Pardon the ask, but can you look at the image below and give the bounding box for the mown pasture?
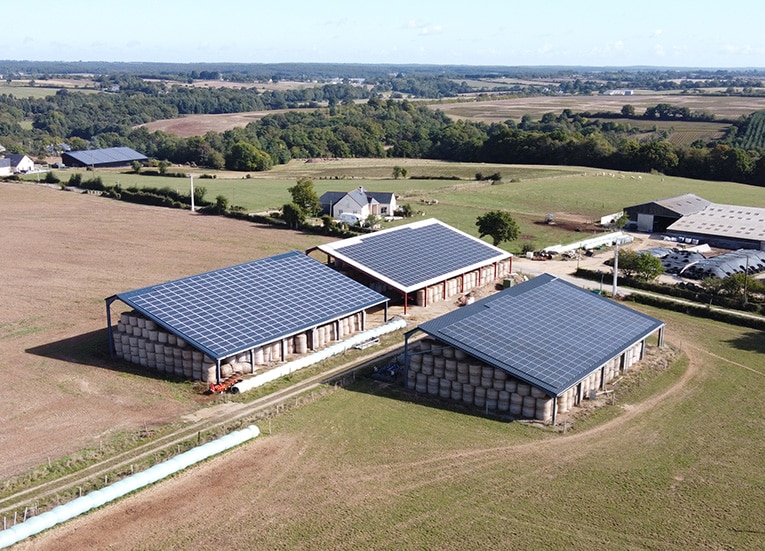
[28,304,765,550]
[45,158,765,253]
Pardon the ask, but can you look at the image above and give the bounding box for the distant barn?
[62,147,148,168]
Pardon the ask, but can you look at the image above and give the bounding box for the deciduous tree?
[476,210,520,247]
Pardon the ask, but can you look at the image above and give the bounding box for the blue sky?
[2,0,763,68]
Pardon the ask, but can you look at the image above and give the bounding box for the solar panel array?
[322,220,509,291]
[117,251,388,359]
[65,147,147,166]
[418,274,664,395]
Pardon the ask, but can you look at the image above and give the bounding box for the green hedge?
[626,293,765,331]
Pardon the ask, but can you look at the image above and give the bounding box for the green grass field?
[200,305,765,549]
[43,158,765,253]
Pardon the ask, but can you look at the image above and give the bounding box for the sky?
[2,0,764,68]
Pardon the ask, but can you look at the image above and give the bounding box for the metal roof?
[667,203,765,242]
[317,219,511,293]
[63,147,148,166]
[414,274,664,396]
[653,194,711,216]
[112,251,388,360]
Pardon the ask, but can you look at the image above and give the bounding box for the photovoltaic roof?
[415,274,664,396]
[113,251,388,360]
[317,219,511,293]
[65,147,147,166]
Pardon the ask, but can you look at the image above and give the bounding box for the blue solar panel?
[417,274,664,395]
[319,219,510,291]
[115,251,388,359]
[66,147,147,166]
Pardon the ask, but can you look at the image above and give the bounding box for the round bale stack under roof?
[311,218,513,314]
[404,273,665,424]
[106,251,389,384]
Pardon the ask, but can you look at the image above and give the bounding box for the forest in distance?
[3,61,765,186]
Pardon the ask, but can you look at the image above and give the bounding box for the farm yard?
[3,159,765,549]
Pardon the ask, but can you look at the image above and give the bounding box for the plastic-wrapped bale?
[295,333,308,355]
[433,356,445,378]
[517,383,531,396]
[505,379,517,393]
[442,346,454,359]
[480,375,493,389]
[454,348,467,361]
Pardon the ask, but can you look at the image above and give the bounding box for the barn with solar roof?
[310,219,513,313]
[403,274,665,424]
[105,251,389,385]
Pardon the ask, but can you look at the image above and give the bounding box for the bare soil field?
[0,182,332,479]
[139,110,295,137]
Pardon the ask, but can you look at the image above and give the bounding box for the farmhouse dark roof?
[412,274,664,396]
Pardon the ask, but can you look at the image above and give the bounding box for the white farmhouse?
[319,186,397,221]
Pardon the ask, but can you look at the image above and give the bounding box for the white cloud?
[652,29,663,38]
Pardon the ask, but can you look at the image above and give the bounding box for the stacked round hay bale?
[535,395,553,422]
[433,356,445,378]
[456,360,469,384]
[293,333,308,355]
[427,375,439,395]
[444,358,457,381]
[493,368,507,391]
[451,380,462,401]
[439,378,451,399]
[421,354,434,376]
[486,388,498,410]
[480,365,494,388]
[462,383,474,404]
[497,390,510,412]
[416,288,426,306]
[203,360,216,384]
[474,386,486,408]
[509,392,523,415]
[415,372,427,393]
[468,363,481,387]
[522,395,536,418]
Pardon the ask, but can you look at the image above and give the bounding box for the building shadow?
[25,327,177,381]
[322,367,515,423]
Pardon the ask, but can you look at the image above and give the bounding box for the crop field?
[0,81,98,99]
[433,93,765,123]
[5,164,765,549]
[45,157,765,253]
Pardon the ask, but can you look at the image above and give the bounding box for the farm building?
[624,193,710,233]
[105,251,389,384]
[624,194,765,250]
[319,186,398,221]
[403,274,665,424]
[310,218,512,313]
[62,146,148,168]
[0,154,35,176]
